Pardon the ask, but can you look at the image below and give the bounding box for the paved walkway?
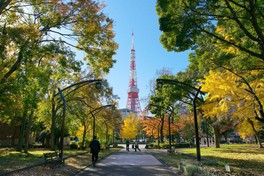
[75,148,182,176]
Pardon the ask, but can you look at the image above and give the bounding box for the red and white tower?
[126,33,142,116]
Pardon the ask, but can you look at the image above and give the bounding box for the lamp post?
[89,104,115,137]
[168,113,171,151]
[156,78,204,161]
[101,112,117,148]
[193,87,202,161]
[148,104,174,151]
[143,116,162,147]
[54,79,102,160]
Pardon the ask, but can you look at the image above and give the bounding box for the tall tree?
[120,113,141,139]
[96,108,121,146]
[142,116,181,140]
[1,0,118,150]
[178,113,196,142]
[237,118,263,147]
[1,0,118,84]
[156,0,264,61]
[200,70,264,147]
[141,117,161,139]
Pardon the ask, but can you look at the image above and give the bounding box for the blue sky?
[102,0,190,109]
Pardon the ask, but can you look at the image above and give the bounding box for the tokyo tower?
[126,33,142,116]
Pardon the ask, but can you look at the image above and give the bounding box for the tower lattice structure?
[126,33,142,116]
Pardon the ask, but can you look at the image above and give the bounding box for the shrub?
[174,143,190,148]
[69,141,78,149]
[186,164,201,176]
[152,144,161,149]
[159,143,190,149]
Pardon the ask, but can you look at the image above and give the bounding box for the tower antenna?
[126,33,142,117]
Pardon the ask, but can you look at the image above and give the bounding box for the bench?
[145,143,154,149]
[167,146,176,153]
[43,152,64,168]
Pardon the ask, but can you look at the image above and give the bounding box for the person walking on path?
[89,136,101,166]
[134,140,141,152]
[125,139,130,151]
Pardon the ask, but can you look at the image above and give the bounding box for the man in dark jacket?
[134,140,141,152]
[125,139,130,151]
[89,136,101,166]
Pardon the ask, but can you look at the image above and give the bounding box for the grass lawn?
[154,143,264,175]
[0,147,120,175]
[1,144,263,175]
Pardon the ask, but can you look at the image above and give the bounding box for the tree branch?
[217,65,264,123]
[0,0,12,15]
[0,45,24,84]
[182,1,263,61]
[224,0,259,42]
[248,0,264,56]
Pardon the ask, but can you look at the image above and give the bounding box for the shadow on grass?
[203,155,264,174]
[213,145,264,155]
[180,144,264,175]
[153,144,264,175]
[0,153,43,173]
[0,148,120,176]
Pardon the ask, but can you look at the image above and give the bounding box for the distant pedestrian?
[89,136,101,166]
[125,139,130,151]
[134,140,141,152]
[189,139,193,148]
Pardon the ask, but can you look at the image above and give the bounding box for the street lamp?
[55,79,102,160]
[101,112,118,148]
[156,78,204,161]
[89,104,116,137]
[148,104,174,151]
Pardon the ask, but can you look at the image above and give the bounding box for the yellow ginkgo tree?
[120,113,141,139]
[199,70,264,148]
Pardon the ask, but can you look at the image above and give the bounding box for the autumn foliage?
[141,116,183,139]
[200,70,264,121]
[120,113,140,139]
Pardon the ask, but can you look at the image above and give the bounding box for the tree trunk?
[206,123,209,147]
[255,135,258,144]
[206,128,210,147]
[51,95,56,150]
[12,127,16,146]
[212,125,220,148]
[11,116,17,146]
[17,106,28,152]
[112,129,115,143]
[248,119,263,148]
[24,109,34,154]
[160,116,164,143]
[105,122,109,147]
[157,127,160,147]
[81,124,87,149]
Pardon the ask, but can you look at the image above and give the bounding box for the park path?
[75,147,182,176]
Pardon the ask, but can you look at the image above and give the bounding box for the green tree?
[156,0,263,61]
[156,0,264,148]
[96,108,121,147]
[178,113,195,142]
[1,1,118,84]
[0,0,118,151]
